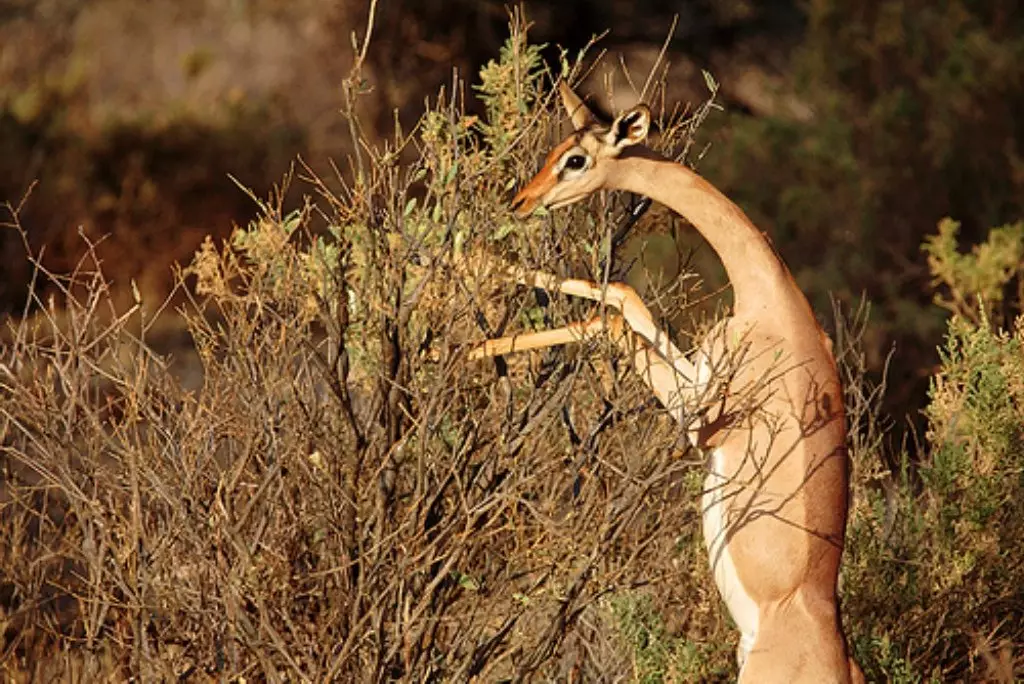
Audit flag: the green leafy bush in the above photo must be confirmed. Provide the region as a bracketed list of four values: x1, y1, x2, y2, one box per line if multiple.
[923, 217, 1024, 328]
[842, 218, 1023, 682]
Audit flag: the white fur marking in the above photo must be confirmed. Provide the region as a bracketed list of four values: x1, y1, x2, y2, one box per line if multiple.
[703, 448, 760, 668]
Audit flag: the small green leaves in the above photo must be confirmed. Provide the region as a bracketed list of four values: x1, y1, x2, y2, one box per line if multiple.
[520, 305, 547, 329]
[475, 28, 548, 154]
[442, 161, 460, 188]
[491, 222, 515, 241]
[702, 69, 719, 95]
[453, 571, 480, 591]
[923, 217, 1024, 326]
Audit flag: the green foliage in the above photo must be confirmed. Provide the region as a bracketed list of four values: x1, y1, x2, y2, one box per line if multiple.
[473, 15, 548, 156]
[926, 316, 1022, 522]
[612, 593, 675, 683]
[923, 217, 1024, 327]
[860, 632, 928, 684]
[843, 219, 1024, 681]
[609, 592, 731, 683]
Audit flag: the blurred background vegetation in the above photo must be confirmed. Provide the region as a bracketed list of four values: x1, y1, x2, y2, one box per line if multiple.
[2, 0, 1023, 680]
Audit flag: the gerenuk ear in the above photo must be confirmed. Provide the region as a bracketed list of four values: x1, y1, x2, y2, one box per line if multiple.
[608, 105, 651, 149]
[559, 81, 599, 131]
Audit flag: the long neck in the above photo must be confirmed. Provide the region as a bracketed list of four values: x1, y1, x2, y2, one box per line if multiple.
[609, 149, 811, 322]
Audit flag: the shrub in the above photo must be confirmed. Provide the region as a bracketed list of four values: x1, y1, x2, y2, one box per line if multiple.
[841, 219, 1024, 682]
[1, 15, 729, 681]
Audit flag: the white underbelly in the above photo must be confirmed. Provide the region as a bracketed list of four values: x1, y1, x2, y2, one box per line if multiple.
[703, 447, 760, 665]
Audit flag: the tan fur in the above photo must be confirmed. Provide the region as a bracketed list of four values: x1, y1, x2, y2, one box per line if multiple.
[477, 84, 864, 682]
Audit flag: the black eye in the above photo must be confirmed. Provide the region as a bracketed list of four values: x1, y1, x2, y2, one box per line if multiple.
[564, 154, 587, 170]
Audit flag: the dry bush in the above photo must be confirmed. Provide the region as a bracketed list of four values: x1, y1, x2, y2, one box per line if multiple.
[1, 16, 737, 682]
